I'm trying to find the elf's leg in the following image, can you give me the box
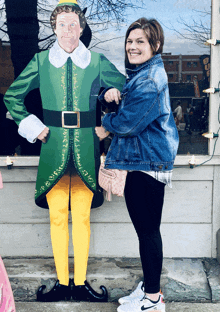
[70,173,93,286]
[47,173,70,286]
[37,173,71,302]
[70,174,108,302]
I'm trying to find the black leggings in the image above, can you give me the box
[124,171,165,294]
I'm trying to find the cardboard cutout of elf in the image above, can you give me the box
[4,0,125,302]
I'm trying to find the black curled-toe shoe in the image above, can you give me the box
[36,279,71,302]
[72,280,108,302]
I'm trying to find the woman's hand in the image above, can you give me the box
[95,126,110,141]
[104,88,121,104]
[37,127,50,143]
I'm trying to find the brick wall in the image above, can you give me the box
[0,40,14,95]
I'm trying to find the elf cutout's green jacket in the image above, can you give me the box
[4,40,125,208]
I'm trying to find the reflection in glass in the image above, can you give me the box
[163,52,210,155]
[0,0,211,156]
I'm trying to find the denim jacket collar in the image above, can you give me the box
[126,54,162,79]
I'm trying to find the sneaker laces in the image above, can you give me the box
[129,282,144,298]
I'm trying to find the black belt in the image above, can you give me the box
[43,109,96,128]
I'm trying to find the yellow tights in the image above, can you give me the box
[46,172,94,286]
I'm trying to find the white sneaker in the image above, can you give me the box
[118,281,144,305]
[118,282,164,305]
[117,295,165,312]
[117,294,165,312]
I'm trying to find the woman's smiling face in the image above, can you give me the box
[126,28,154,67]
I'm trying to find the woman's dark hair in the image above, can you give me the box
[125,18,164,69]
[50,5,86,32]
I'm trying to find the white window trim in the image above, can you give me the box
[1,155,220,168]
[209,0,220,156]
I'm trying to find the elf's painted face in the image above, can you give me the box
[54,12,82,53]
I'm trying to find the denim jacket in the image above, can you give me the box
[100,54,179,171]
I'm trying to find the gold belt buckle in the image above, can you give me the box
[61,111,80,128]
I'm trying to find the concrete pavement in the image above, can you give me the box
[15,302,220,311]
[2,257,220,311]
[4,257,220,303]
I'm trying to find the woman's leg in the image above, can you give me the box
[124,171,165,296]
[70,174,94,286]
[46,173,70,286]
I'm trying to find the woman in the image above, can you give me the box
[96,18,179,312]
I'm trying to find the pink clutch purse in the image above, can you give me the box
[0,257,16,312]
[98,161,127,201]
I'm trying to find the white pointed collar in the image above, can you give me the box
[49,39,91,69]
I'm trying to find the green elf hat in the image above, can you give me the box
[56,0,80,8]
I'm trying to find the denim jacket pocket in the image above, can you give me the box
[124,137,141,161]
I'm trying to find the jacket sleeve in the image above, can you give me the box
[4,54,46,143]
[99,54,125,93]
[102,78,160,137]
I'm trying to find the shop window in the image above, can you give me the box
[186,75,191,82]
[0,1,211,157]
[193,62,198,67]
[187,62,191,68]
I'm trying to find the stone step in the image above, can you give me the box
[2,257,220,303]
[16,302,118,312]
[14,302,220,312]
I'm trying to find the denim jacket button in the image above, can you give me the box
[158,165,163,170]
[165,165,168,169]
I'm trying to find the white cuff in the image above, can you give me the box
[18,114,46,143]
